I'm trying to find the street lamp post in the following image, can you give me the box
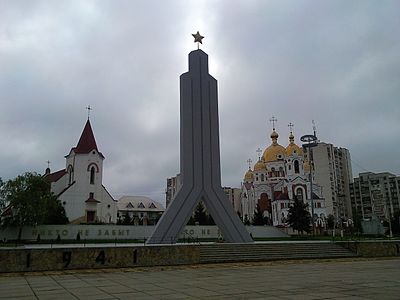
[301,134,318,235]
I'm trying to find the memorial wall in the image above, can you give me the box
[0,225,287,241]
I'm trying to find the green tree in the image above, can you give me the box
[43,194,68,225]
[326,214,335,230]
[252,204,264,225]
[287,196,311,234]
[263,215,271,226]
[0,172,68,231]
[390,210,400,235]
[207,214,215,225]
[122,213,132,225]
[243,214,250,225]
[193,202,208,225]
[352,209,363,234]
[187,215,195,225]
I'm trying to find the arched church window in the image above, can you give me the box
[296,188,304,201]
[294,160,300,174]
[279,167,284,177]
[90,166,95,184]
[67,165,73,185]
[261,174,264,181]
[271,168,275,177]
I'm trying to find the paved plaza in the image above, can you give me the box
[0,258,399,299]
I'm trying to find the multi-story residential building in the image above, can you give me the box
[305,143,353,221]
[166,174,181,208]
[166,174,241,216]
[223,187,242,215]
[350,172,400,220]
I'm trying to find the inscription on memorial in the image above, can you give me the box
[62,251,72,267]
[31,228,131,238]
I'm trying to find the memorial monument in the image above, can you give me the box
[147,33,253,244]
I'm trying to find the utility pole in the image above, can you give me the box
[301,134,318,235]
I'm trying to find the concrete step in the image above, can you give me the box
[200,251,355,257]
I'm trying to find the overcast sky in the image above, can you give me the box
[1,0,399,204]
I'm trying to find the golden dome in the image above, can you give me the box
[263,129,286,162]
[286,133,303,156]
[244,169,254,181]
[254,160,266,171]
[263,144,286,162]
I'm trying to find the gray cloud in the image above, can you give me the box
[1,0,399,204]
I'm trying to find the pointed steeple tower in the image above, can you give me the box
[73,120,104,158]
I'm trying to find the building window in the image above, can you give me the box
[296,188,304,201]
[67,165,73,184]
[87,211,96,223]
[90,167,95,184]
[261,174,264,181]
[281,203,284,209]
[89,192,94,199]
[294,160,300,173]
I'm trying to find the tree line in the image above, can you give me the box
[0,173,68,233]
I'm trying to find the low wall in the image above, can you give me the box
[0,245,199,273]
[1,240,400,273]
[338,240,400,257]
[0,225,288,241]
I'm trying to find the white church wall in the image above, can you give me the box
[59,184,86,222]
[97,186,117,223]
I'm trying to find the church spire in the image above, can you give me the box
[269,116,279,145]
[74,120,101,156]
[288,122,295,144]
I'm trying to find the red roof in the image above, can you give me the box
[74,120,103,157]
[44,169,66,183]
[86,197,101,203]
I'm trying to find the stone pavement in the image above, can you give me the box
[0,258,399,299]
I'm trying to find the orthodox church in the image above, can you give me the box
[241,123,326,228]
[44,119,117,224]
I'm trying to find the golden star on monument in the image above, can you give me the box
[192,31,204,44]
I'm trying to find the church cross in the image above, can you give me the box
[247,158,252,169]
[288,122,294,134]
[46,160,51,168]
[86,105,92,120]
[256,148,262,160]
[269,116,277,130]
[312,119,317,137]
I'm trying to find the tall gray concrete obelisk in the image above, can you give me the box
[147,34,252,244]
